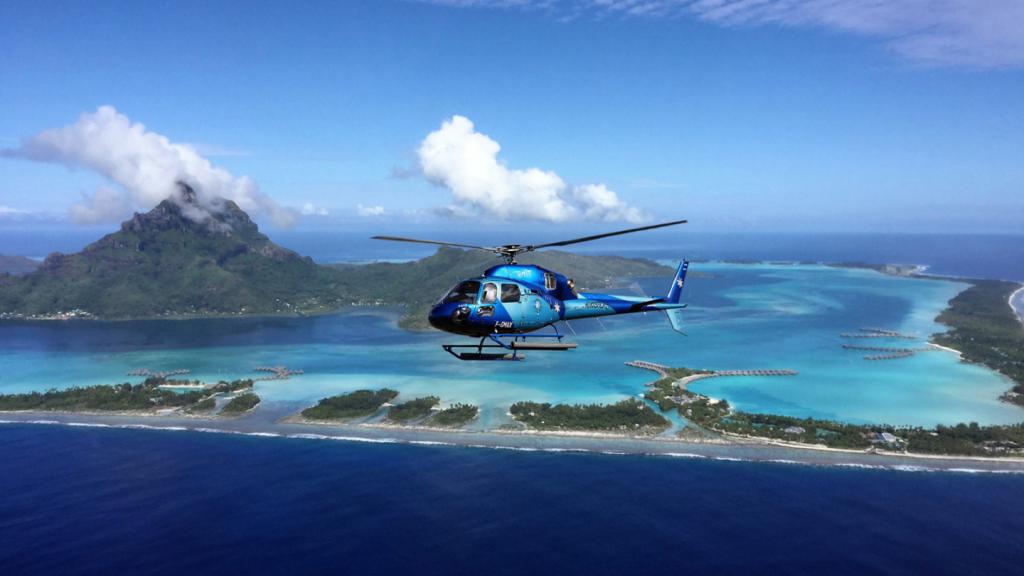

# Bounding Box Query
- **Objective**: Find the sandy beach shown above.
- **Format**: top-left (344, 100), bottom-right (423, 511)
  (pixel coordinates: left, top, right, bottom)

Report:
top-left (1011, 284), bottom-right (1024, 325)
top-left (4, 408), bottom-right (1024, 473)
top-left (927, 342), bottom-right (963, 356)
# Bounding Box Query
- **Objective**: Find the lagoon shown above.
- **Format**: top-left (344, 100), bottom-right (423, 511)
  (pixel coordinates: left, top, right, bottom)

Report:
top-left (1, 263), bottom-right (1019, 429)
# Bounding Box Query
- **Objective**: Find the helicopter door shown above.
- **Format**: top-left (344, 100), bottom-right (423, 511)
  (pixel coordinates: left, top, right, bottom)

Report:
top-left (522, 290), bottom-right (543, 328)
top-left (500, 283), bottom-right (523, 328)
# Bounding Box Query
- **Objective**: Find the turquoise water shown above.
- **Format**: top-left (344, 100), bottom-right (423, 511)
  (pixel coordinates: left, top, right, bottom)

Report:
top-left (1, 263), bottom-right (1019, 428)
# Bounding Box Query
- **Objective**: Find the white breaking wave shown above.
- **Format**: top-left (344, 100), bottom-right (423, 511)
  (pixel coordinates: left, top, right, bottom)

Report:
top-left (1, 419), bottom-right (1023, 474)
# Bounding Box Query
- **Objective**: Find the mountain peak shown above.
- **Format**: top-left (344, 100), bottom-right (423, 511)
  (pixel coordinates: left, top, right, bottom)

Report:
top-left (177, 180), bottom-right (199, 205)
top-left (4, 181), bottom-right (332, 319)
top-left (119, 181), bottom-right (259, 238)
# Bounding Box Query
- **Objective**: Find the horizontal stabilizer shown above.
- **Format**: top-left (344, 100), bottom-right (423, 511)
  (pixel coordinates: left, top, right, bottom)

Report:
top-left (630, 298), bottom-right (664, 312)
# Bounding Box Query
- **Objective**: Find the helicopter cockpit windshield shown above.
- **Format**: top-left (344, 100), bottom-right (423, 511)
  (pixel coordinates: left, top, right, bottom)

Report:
top-left (441, 280), bottom-right (481, 304)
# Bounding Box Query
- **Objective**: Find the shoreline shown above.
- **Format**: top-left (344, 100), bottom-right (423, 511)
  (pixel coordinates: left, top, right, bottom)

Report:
top-left (3, 408), bottom-right (1024, 472)
top-left (927, 342), bottom-right (963, 356)
top-left (1011, 285), bottom-right (1024, 326)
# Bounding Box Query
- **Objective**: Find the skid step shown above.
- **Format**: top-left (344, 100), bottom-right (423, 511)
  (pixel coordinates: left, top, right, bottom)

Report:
top-left (509, 341), bottom-right (578, 351)
top-left (452, 352), bottom-right (520, 361)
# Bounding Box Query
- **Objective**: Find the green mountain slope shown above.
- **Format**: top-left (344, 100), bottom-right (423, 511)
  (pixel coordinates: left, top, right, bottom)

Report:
top-left (0, 186), bottom-right (675, 324)
top-left (0, 185), bottom-right (350, 318)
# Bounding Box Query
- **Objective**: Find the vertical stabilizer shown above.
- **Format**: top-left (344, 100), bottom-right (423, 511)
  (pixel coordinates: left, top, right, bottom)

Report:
top-left (666, 260), bottom-right (689, 304)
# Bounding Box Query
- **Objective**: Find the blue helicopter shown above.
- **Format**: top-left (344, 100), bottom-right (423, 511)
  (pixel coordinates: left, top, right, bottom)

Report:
top-left (373, 220), bottom-right (689, 360)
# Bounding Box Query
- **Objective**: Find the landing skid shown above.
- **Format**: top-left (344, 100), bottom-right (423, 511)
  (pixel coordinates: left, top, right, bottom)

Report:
top-left (443, 328), bottom-right (577, 361)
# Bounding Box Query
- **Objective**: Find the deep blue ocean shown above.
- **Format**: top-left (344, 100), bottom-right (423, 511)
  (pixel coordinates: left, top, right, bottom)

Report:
top-left (2, 424), bottom-right (1023, 576)
top-left (2, 229), bottom-right (1024, 574)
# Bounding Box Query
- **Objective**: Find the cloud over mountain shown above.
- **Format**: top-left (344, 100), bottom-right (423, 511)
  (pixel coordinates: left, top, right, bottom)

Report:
top-left (417, 115), bottom-right (645, 223)
top-left (2, 106), bottom-right (297, 226)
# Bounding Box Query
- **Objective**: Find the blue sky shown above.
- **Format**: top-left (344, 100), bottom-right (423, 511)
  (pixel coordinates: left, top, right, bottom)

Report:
top-left (1, 0), bottom-right (1022, 233)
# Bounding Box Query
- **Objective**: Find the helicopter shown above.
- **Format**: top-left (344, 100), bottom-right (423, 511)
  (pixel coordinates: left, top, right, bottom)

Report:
top-left (373, 220), bottom-right (690, 360)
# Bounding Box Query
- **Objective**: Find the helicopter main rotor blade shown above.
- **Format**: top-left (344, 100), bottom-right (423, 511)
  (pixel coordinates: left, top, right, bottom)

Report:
top-left (370, 235), bottom-right (498, 253)
top-left (526, 219), bottom-right (688, 251)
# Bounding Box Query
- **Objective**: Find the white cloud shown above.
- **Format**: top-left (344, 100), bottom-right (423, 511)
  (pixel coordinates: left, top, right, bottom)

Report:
top-left (301, 202), bottom-right (330, 216)
top-left (687, 0), bottom-right (1024, 69)
top-left (184, 143), bottom-right (253, 158)
top-left (357, 204), bottom-right (387, 217)
top-left (572, 183), bottom-right (645, 223)
top-left (2, 106), bottom-right (297, 226)
top-left (418, 0), bottom-right (1024, 69)
top-left (68, 185), bottom-right (130, 224)
top-left (417, 115), bottom-right (645, 223)
top-left (0, 205), bottom-right (29, 215)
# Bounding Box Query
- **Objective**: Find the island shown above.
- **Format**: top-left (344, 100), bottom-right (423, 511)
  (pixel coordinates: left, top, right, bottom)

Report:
top-left (427, 403), bottom-right (479, 427)
top-left (221, 393), bottom-right (261, 414)
top-left (508, 399), bottom-right (669, 434)
top-left (295, 392), bottom-right (479, 428)
top-left (0, 376), bottom-right (255, 415)
top-left (386, 396), bottom-right (440, 422)
top-left (299, 389), bottom-right (399, 421)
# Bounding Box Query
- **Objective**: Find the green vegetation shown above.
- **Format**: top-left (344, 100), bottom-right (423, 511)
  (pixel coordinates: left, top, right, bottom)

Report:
top-left (0, 381), bottom-right (201, 412)
top-left (187, 397), bottom-right (217, 413)
top-left (649, 366), bottom-right (1024, 456)
top-left (900, 423), bottom-right (1024, 456)
top-left (0, 376), bottom-right (255, 414)
top-left (210, 379), bottom-right (254, 394)
top-left (931, 279), bottom-right (1024, 405)
top-left (221, 393), bottom-right (261, 414)
top-left (509, 399), bottom-right (669, 433)
top-left (427, 403), bottom-right (479, 427)
top-left (386, 396), bottom-right (440, 422)
top-left (301, 389), bottom-right (399, 420)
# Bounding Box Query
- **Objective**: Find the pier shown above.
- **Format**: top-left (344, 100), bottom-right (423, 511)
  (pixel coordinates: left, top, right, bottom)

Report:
top-left (626, 361), bottom-right (797, 391)
top-left (864, 352), bottom-right (916, 361)
top-left (624, 360), bottom-right (670, 378)
top-left (842, 344), bottom-right (935, 353)
top-left (858, 328), bottom-right (904, 336)
top-left (840, 327), bottom-right (918, 359)
top-left (708, 369), bottom-right (798, 377)
top-left (253, 366), bottom-right (304, 381)
top-left (840, 332), bottom-right (916, 340)
top-left (126, 368), bottom-right (190, 378)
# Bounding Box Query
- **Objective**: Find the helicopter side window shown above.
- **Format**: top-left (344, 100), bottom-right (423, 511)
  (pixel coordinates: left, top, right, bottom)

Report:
top-left (544, 272), bottom-right (556, 291)
top-left (442, 280), bottom-right (481, 304)
top-left (500, 284), bottom-right (521, 303)
top-left (481, 283), bottom-right (498, 304)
